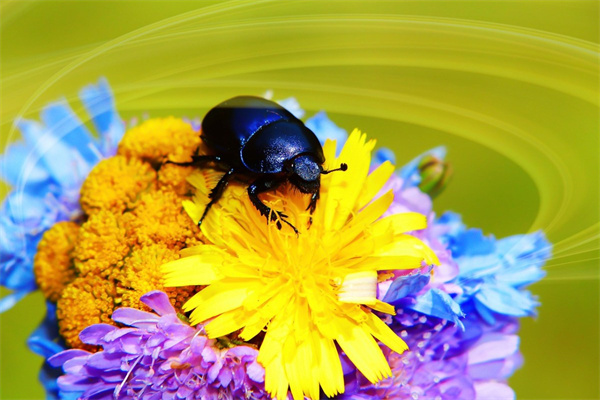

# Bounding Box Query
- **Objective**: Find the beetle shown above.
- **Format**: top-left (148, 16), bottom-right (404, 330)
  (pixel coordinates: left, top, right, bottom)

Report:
top-left (171, 96), bottom-right (347, 233)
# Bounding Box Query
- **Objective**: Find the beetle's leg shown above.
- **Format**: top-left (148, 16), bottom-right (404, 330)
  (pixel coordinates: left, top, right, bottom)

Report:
top-left (166, 155), bottom-right (227, 168)
top-left (198, 168), bottom-right (235, 228)
top-left (306, 191), bottom-right (320, 214)
top-left (248, 177), bottom-right (299, 235)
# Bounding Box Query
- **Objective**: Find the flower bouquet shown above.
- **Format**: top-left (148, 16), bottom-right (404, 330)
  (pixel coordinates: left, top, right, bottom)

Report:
top-left (0, 79), bottom-right (550, 400)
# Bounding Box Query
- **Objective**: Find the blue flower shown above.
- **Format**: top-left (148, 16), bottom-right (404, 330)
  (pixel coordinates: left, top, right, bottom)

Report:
top-left (27, 301), bottom-right (67, 400)
top-left (0, 78), bottom-right (124, 311)
top-left (436, 212), bottom-right (551, 323)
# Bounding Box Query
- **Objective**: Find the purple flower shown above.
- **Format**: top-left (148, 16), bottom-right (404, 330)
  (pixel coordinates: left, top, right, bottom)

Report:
top-left (49, 291), bottom-right (267, 400)
top-left (339, 311), bottom-right (520, 400)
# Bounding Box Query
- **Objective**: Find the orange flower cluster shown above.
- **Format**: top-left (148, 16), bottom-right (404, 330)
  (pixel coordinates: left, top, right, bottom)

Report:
top-left (34, 118), bottom-right (204, 349)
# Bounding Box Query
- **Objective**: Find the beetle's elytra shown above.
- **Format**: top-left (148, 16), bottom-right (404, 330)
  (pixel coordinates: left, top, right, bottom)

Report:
top-left (171, 96), bottom-right (347, 234)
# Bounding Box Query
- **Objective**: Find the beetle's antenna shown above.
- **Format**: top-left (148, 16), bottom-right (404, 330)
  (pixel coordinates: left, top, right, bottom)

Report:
top-left (321, 163), bottom-right (348, 175)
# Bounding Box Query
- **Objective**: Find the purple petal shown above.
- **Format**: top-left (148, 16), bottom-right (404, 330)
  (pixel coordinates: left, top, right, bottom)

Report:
top-left (468, 334), bottom-right (519, 365)
top-left (86, 352), bottom-right (122, 371)
top-left (140, 291), bottom-right (176, 316)
top-left (48, 349), bottom-right (91, 368)
top-left (246, 360), bottom-right (265, 383)
top-left (474, 381), bottom-right (515, 400)
top-left (79, 324), bottom-right (118, 345)
top-left (112, 307), bottom-right (161, 328)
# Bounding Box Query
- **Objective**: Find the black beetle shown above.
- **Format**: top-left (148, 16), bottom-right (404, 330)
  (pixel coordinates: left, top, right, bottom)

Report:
top-left (171, 96), bottom-right (347, 233)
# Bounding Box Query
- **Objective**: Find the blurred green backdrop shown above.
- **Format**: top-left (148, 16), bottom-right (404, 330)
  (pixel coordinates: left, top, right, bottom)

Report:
top-left (0, 1), bottom-right (598, 399)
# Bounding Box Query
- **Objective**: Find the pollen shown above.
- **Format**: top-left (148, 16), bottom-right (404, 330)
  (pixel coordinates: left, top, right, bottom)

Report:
top-left (73, 210), bottom-right (130, 277)
top-left (122, 189), bottom-right (201, 249)
top-left (33, 222), bottom-right (80, 302)
top-left (118, 117), bottom-right (201, 165)
top-left (57, 275), bottom-right (118, 350)
top-left (80, 155), bottom-right (157, 215)
top-left (118, 243), bottom-right (198, 312)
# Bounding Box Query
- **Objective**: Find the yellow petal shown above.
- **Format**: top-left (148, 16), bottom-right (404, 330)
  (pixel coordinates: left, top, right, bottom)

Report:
top-left (375, 234), bottom-right (440, 266)
top-left (369, 300), bottom-right (396, 315)
top-left (162, 255), bottom-right (218, 287)
top-left (356, 160), bottom-right (395, 210)
top-left (356, 255), bottom-right (424, 271)
top-left (185, 280), bottom-right (258, 321)
top-left (365, 312), bottom-right (409, 355)
top-left (323, 129), bottom-right (375, 231)
top-left (317, 333), bottom-right (345, 397)
top-left (264, 353), bottom-right (289, 400)
top-left (340, 190), bottom-right (395, 247)
top-left (240, 287), bottom-right (290, 341)
top-left (182, 199), bottom-right (202, 225)
top-left (336, 317), bottom-right (392, 383)
top-left (284, 333), bottom-right (319, 400)
top-left (203, 308), bottom-right (247, 337)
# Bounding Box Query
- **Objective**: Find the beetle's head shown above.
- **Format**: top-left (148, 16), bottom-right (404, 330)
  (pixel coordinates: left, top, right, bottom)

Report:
top-left (287, 154), bottom-right (321, 193)
top-left (287, 155), bottom-right (348, 194)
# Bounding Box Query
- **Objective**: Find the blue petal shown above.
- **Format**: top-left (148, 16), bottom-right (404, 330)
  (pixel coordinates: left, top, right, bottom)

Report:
top-left (409, 288), bottom-right (465, 328)
top-left (305, 111), bottom-right (348, 155)
top-left (373, 148), bottom-right (396, 165)
top-left (398, 146), bottom-right (446, 189)
top-left (382, 273), bottom-right (430, 304)
top-left (495, 232), bottom-right (550, 288)
top-left (39, 362), bottom-right (62, 400)
top-left (456, 253), bottom-right (502, 278)
top-left (452, 228), bottom-right (496, 258)
top-left (496, 263), bottom-right (546, 289)
top-left (79, 78), bottom-right (117, 135)
top-left (40, 101), bottom-right (100, 165)
top-left (497, 231), bottom-right (551, 263)
top-left (28, 302), bottom-right (65, 359)
top-left (473, 299), bottom-right (497, 325)
top-left (436, 211), bottom-right (466, 238)
top-left (0, 289), bottom-right (30, 312)
top-left (3, 190), bottom-right (48, 225)
top-left (277, 97), bottom-right (305, 119)
top-left (79, 78), bottom-right (125, 156)
top-left (475, 283), bottom-right (538, 318)
top-left (16, 119), bottom-right (88, 188)
top-left (0, 141), bottom-right (50, 188)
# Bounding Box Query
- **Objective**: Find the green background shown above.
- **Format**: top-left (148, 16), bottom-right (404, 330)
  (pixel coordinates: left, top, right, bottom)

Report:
top-left (0, 1), bottom-right (598, 399)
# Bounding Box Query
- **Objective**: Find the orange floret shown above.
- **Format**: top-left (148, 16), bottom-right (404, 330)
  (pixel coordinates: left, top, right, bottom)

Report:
top-left (73, 210), bottom-right (130, 277)
top-left (34, 222), bottom-right (80, 302)
top-left (118, 243), bottom-right (198, 312)
top-left (157, 163), bottom-right (196, 196)
top-left (57, 275), bottom-right (117, 350)
top-left (80, 155), bottom-right (156, 215)
top-left (122, 189), bottom-right (201, 249)
top-left (118, 117), bottom-right (201, 165)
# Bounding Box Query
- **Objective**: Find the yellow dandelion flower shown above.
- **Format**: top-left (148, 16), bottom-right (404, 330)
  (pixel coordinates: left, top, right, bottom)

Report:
top-left (34, 222), bottom-right (79, 302)
top-left (118, 117), bottom-right (201, 164)
top-left (57, 275), bottom-right (117, 350)
top-left (163, 130), bottom-right (439, 400)
top-left (80, 155), bottom-right (156, 215)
